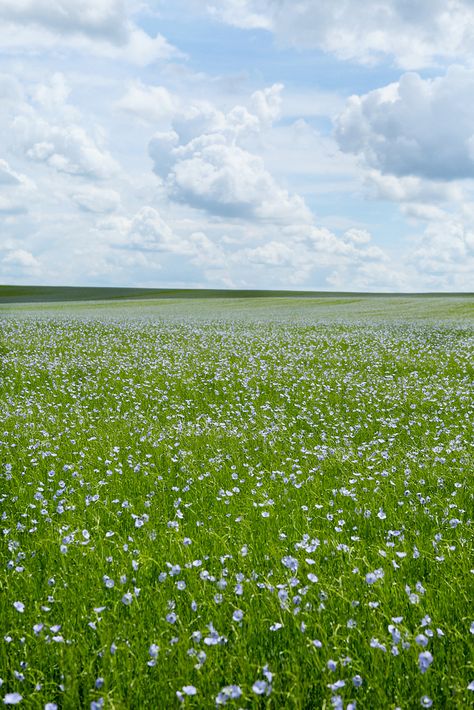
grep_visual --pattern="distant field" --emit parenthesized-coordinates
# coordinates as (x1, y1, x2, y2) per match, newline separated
(1, 285, 473, 323)
(0, 294, 473, 708)
(0, 284, 472, 304)
(0, 285, 411, 303)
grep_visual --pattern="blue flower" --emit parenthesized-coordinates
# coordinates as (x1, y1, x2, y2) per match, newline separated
(281, 556, 298, 573)
(418, 651, 433, 673)
(252, 680, 271, 696)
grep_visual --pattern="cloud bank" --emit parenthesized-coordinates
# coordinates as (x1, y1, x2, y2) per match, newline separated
(0, 0, 177, 65)
(208, 0, 474, 68)
(335, 67, 474, 181)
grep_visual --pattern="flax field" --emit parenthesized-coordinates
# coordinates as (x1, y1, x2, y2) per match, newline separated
(1, 296, 473, 709)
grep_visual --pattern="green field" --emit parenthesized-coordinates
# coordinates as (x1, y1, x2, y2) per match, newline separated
(1, 293, 473, 708)
(1, 286, 473, 323)
(1, 285, 434, 304)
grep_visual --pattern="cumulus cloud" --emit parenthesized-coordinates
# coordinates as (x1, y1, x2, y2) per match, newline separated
(226, 222, 389, 286)
(364, 170, 464, 204)
(165, 139, 310, 221)
(249, 84, 283, 126)
(1, 248, 40, 274)
(335, 67, 474, 181)
(96, 204, 393, 288)
(82, 27, 177, 66)
(0, 0, 177, 66)
(207, 0, 474, 69)
(0, 0, 127, 42)
(116, 81, 176, 123)
(15, 116, 119, 179)
(149, 86, 312, 224)
(9, 74, 119, 180)
(99, 206, 225, 269)
(412, 217, 474, 289)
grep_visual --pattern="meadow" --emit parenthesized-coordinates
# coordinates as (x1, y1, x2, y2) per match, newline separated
(0, 293, 473, 708)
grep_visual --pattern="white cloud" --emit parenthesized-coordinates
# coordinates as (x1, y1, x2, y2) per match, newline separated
(326, 261, 414, 292)
(1, 4, 470, 293)
(2, 248, 40, 272)
(0, 196, 28, 215)
(0, 158, 35, 214)
(0, 0, 128, 42)
(15, 116, 119, 179)
(411, 217, 474, 290)
(149, 86, 312, 224)
(9, 74, 119, 180)
(170, 99, 261, 146)
(227, 222, 389, 286)
(32, 72, 71, 111)
(0, 0, 177, 66)
(82, 26, 177, 67)
(249, 84, 283, 126)
(71, 186, 120, 213)
(116, 81, 176, 123)
(335, 67, 474, 181)
(208, 0, 271, 31)
(95, 204, 394, 289)
(165, 138, 311, 222)
(343, 228, 372, 245)
(0, 159, 21, 185)
(207, 0, 474, 69)
(364, 170, 464, 204)
(98, 206, 226, 270)
(123, 207, 176, 251)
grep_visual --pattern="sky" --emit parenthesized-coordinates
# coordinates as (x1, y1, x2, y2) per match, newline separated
(0, 0, 473, 291)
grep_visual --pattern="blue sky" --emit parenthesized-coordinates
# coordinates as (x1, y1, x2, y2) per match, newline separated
(0, 0, 473, 291)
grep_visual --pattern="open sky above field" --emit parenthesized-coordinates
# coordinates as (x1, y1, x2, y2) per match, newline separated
(0, 1, 473, 291)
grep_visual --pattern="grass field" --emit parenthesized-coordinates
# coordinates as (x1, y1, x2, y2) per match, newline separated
(2, 285, 443, 304)
(1, 292, 473, 708)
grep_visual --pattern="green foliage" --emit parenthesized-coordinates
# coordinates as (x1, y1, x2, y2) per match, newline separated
(0, 306, 472, 708)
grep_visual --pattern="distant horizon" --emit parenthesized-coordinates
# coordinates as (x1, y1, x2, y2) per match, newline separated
(0, 1, 473, 291)
(1, 283, 473, 303)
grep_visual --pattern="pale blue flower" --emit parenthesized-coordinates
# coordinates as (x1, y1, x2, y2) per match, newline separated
(252, 680, 270, 695)
(182, 686, 196, 696)
(281, 556, 298, 573)
(418, 651, 433, 673)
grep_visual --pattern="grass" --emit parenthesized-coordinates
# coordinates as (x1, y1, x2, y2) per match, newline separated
(0, 284, 473, 306)
(0, 285, 431, 304)
(0, 295, 473, 708)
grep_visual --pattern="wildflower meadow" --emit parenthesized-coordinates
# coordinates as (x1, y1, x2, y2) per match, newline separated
(1, 295, 473, 708)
